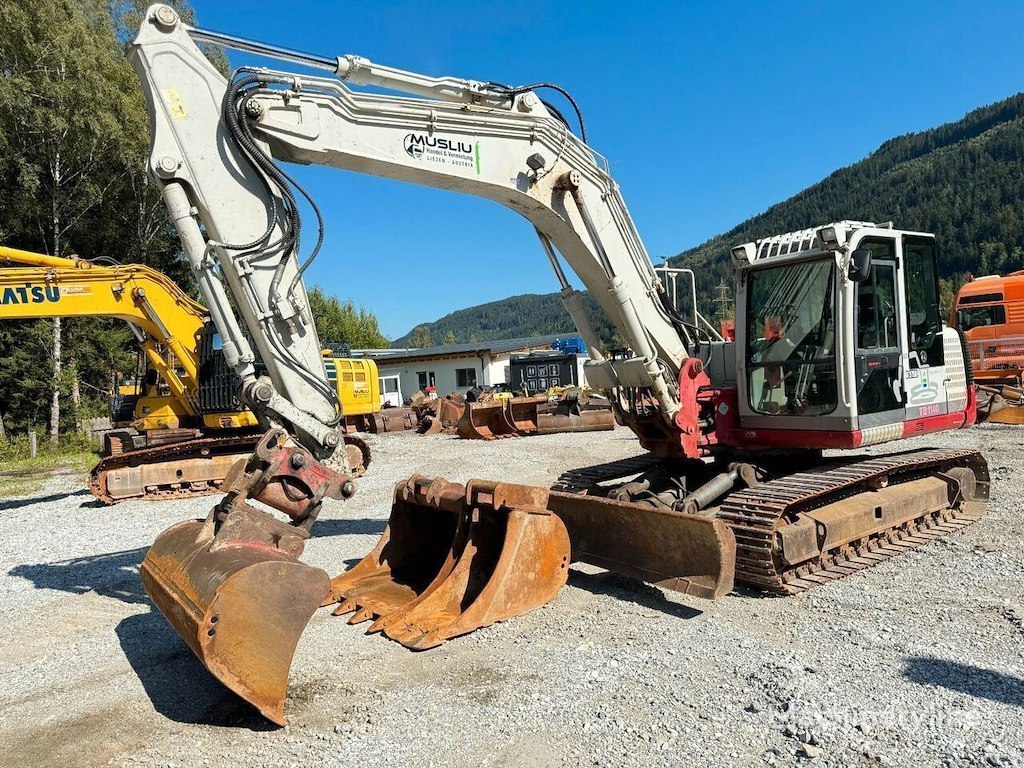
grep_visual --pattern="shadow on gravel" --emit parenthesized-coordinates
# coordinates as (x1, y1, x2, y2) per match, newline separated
(116, 611, 278, 729)
(9, 547, 149, 603)
(0, 488, 90, 511)
(311, 517, 387, 537)
(77, 498, 112, 509)
(905, 657, 1024, 707)
(568, 570, 702, 620)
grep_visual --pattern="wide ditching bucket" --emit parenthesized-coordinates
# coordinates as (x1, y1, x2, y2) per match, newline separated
(326, 475, 570, 650)
(326, 474, 735, 650)
(140, 505, 330, 726)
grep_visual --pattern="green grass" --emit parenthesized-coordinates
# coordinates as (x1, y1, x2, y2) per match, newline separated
(0, 436, 100, 498)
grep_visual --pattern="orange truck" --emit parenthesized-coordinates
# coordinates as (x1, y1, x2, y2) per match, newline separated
(952, 270, 1024, 385)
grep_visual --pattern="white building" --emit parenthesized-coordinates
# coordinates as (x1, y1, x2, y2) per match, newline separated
(351, 334, 588, 407)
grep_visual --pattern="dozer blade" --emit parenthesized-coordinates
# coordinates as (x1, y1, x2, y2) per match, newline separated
(537, 407, 616, 434)
(140, 507, 330, 726)
(456, 400, 518, 440)
(326, 476, 570, 650)
(546, 490, 735, 599)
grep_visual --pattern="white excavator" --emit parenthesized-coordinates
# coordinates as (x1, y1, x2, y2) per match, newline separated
(129, 5, 988, 725)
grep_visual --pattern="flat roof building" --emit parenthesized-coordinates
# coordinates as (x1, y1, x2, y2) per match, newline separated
(327, 334, 587, 407)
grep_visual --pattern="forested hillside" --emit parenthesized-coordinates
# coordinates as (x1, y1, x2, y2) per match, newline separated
(669, 93, 1024, 301)
(393, 292, 619, 349)
(399, 93, 1024, 344)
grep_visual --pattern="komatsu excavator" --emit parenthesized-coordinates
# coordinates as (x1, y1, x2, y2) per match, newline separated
(0, 245, 373, 502)
(130, 5, 989, 725)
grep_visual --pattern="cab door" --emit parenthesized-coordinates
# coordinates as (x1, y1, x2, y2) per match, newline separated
(853, 237, 907, 426)
(901, 234, 949, 417)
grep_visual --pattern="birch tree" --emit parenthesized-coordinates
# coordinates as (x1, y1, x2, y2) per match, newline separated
(0, 0, 148, 441)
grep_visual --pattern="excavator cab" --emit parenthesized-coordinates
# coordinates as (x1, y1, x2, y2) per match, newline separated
(731, 221, 971, 449)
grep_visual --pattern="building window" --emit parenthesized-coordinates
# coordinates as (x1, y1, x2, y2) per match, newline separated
(417, 371, 436, 390)
(456, 367, 477, 388)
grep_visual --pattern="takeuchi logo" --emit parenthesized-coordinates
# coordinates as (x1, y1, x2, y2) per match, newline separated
(403, 132, 474, 159)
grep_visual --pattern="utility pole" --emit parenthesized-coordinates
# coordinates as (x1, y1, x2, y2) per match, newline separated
(713, 280, 733, 323)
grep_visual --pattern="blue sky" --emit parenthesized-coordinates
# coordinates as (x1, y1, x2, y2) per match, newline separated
(191, 1, 1024, 339)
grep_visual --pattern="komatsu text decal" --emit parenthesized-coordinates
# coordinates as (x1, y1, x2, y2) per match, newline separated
(0, 284, 61, 305)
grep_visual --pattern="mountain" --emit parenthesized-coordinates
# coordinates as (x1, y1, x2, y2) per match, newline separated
(393, 292, 618, 348)
(669, 93, 1024, 300)
(396, 92, 1024, 344)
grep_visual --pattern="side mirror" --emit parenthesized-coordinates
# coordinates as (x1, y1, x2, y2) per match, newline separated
(848, 248, 872, 283)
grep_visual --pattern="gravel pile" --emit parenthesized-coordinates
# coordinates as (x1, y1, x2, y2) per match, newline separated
(0, 426, 1021, 767)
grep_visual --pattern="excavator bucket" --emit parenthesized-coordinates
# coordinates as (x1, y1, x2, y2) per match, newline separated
(456, 399, 518, 439)
(978, 384, 1024, 424)
(326, 476, 571, 650)
(505, 395, 547, 435)
(416, 399, 466, 435)
(139, 506, 330, 726)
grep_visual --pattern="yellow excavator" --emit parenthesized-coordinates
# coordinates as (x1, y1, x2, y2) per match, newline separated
(0, 245, 375, 503)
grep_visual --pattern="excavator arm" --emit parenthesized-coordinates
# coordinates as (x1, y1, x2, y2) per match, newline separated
(0, 245, 205, 416)
(131, 5, 698, 464)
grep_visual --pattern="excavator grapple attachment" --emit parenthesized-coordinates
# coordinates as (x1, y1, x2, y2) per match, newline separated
(326, 476, 571, 649)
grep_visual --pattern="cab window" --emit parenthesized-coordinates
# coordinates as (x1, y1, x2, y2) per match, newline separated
(746, 259, 837, 416)
(903, 235, 944, 361)
(957, 305, 1006, 330)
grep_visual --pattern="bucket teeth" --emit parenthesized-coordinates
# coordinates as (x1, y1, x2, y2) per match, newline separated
(324, 476, 571, 650)
(348, 607, 375, 624)
(331, 598, 358, 616)
(324, 474, 734, 653)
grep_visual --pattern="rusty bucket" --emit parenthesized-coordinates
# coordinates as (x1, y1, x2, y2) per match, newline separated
(140, 506, 330, 726)
(537, 407, 616, 434)
(505, 395, 547, 435)
(326, 476, 570, 650)
(456, 399, 518, 439)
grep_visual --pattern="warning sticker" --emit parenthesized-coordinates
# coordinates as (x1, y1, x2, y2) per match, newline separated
(163, 88, 187, 120)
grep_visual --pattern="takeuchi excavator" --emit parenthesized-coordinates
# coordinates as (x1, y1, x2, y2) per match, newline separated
(0, 245, 373, 502)
(129, 6, 989, 725)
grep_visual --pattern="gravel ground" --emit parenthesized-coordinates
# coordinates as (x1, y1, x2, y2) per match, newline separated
(0, 425, 1021, 768)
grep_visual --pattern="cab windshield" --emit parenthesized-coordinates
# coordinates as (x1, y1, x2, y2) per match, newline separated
(747, 259, 837, 416)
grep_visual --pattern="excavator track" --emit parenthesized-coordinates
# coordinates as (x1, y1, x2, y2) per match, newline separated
(552, 447, 989, 595)
(717, 448, 989, 594)
(552, 454, 664, 493)
(90, 431, 372, 504)
(89, 433, 262, 504)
